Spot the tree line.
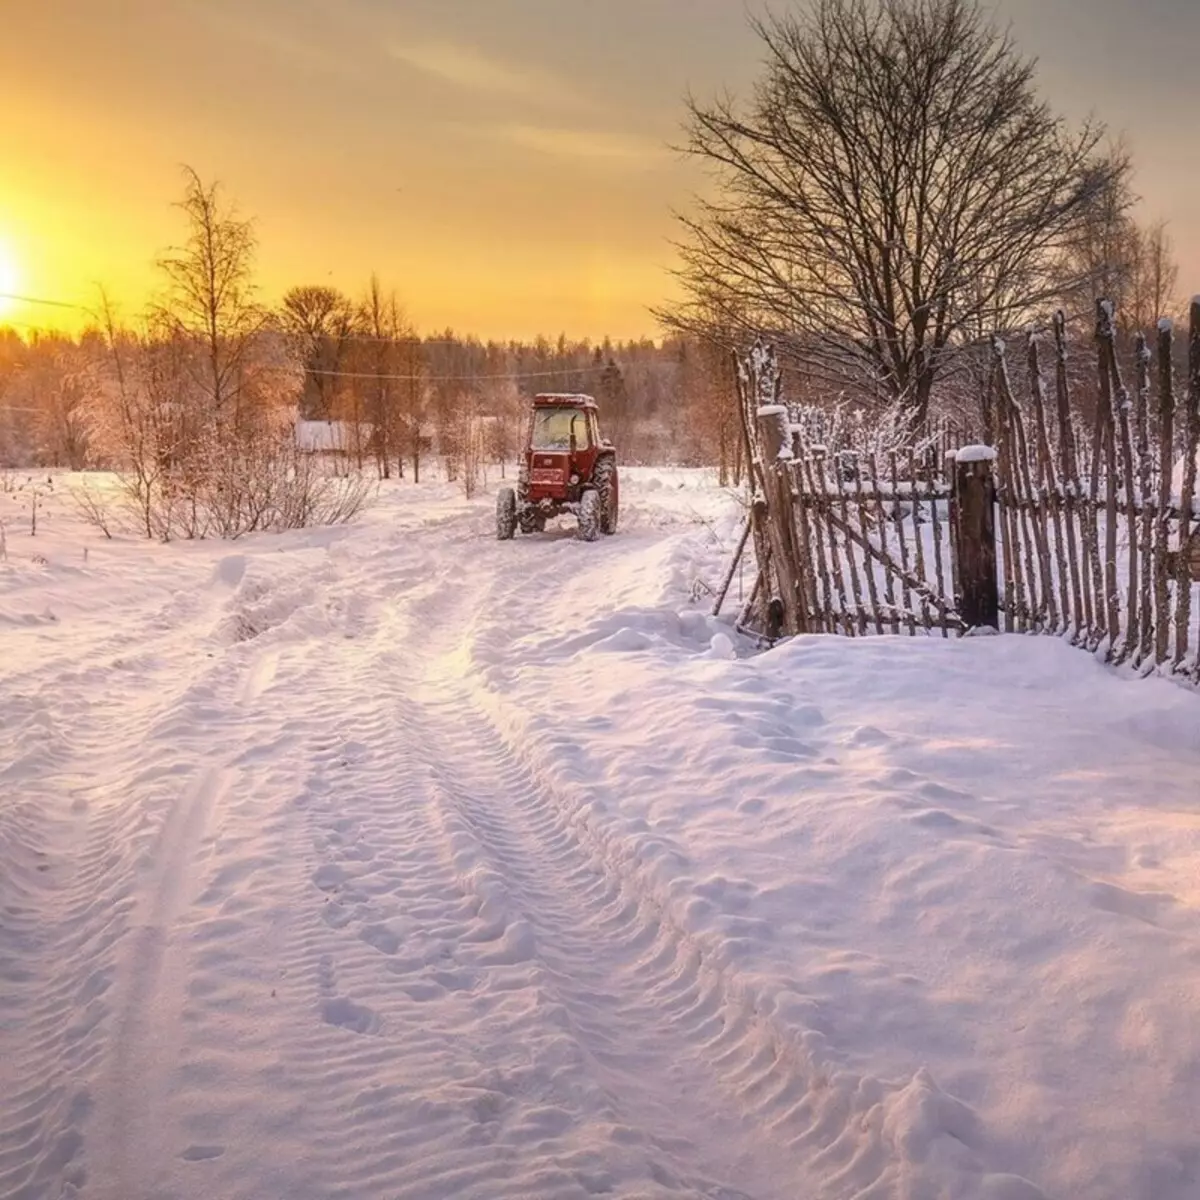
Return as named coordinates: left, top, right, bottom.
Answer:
left=0, top=168, right=737, bottom=519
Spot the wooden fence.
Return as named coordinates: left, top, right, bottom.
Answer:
left=717, top=300, right=1200, bottom=686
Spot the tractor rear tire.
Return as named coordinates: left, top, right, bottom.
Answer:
left=496, top=487, right=517, bottom=540
left=595, top=457, right=619, bottom=535
left=578, top=489, right=601, bottom=542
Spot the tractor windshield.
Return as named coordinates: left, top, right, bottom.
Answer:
left=531, top=407, right=590, bottom=451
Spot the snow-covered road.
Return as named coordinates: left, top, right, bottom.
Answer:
left=2, top=471, right=1199, bottom=1200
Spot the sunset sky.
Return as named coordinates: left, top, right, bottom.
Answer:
left=1, top=0, right=1196, bottom=341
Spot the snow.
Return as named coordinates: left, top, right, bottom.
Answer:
left=1172, top=449, right=1199, bottom=504
left=956, top=443, right=998, bottom=463
left=755, top=406, right=793, bottom=461
left=2, top=466, right=1199, bottom=1200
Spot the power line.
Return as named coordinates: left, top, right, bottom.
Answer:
left=0, top=290, right=655, bottom=349
left=0, top=292, right=87, bottom=311
left=303, top=332, right=638, bottom=348
left=301, top=362, right=614, bottom=383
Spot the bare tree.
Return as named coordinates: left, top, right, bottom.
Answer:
left=1067, top=199, right=1180, bottom=337
left=3, top=333, right=96, bottom=469
left=154, top=166, right=273, bottom=438
left=399, top=334, right=427, bottom=482
left=481, top=377, right=522, bottom=478
left=358, top=276, right=412, bottom=480
left=92, top=291, right=178, bottom=539
left=1138, top=222, right=1179, bottom=328
left=675, top=334, right=742, bottom=482
left=281, top=285, right=355, bottom=420
left=667, top=0, right=1124, bottom=424
left=76, top=178, right=368, bottom=541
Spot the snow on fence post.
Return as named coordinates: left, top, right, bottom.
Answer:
left=734, top=340, right=811, bottom=638
left=756, top=390, right=807, bottom=636
left=952, top=445, right=1000, bottom=631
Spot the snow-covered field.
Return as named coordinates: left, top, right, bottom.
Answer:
left=2, top=467, right=1198, bottom=1200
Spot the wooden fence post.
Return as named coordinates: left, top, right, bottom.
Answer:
left=756, top=402, right=806, bottom=635
left=952, top=448, right=1000, bottom=631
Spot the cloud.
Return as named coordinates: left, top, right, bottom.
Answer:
left=387, top=40, right=572, bottom=106
left=180, top=0, right=356, bottom=79
left=496, top=124, right=667, bottom=165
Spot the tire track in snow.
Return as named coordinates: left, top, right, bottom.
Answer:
left=75, top=553, right=431, bottom=1199
left=97, top=766, right=232, bottom=1198
left=0, top=706, right=233, bottom=1199
left=414, top=685, right=788, bottom=1200
left=441, top=523, right=1013, bottom=1199
left=63, top=552, right=479, bottom=1200
left=193, top=545, right=766, bottom=1200
left=232, top=521, right=801, bottom=1198
left=0, top=632, right=247, bottom=1199
left=0, top=547, right=363, bottom=1200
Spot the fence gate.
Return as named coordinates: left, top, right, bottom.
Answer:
left=724, top=341, right=969, bottom=640
left=787, top=442, right=963, bottom=637
left=721, top=305, right=1200, bottom=686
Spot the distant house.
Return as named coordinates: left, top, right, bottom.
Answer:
left=1173, top=450, right=1200, bottom=505
left=294, top=419, right=372, bottom=458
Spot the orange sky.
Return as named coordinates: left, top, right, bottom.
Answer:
left=2, top=0, right=1197, bottom=342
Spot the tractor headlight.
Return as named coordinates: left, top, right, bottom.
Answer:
left=570, top=473, right=580, bottom=485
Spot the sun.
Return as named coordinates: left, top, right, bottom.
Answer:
left=0, top=237, right=21, bottom=319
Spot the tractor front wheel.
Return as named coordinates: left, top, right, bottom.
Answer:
left=496, top=487, right=517, bottom=540
left=577, top=489, right=601, bottom=542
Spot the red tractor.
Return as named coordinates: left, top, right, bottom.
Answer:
left=496, top=394, right=619, bottom=542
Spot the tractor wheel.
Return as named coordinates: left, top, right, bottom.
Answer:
left=496, top=487, right=517, bottom=540
left=577, top=489, right=601, bottom=542
left=518, top=507, right=545, bottom=535
left=595, top=457, right=619, bottom=535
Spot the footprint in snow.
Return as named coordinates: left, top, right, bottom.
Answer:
left=181, top=1144, right=226, bottom=1162
left=359, top=923, right=401, bottom=955
left=311, top=863, right=347, bottom=892
left=322, top=996, right=382, bottom=1036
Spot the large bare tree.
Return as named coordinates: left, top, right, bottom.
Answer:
left=668, top=0, right=1124, bottom=424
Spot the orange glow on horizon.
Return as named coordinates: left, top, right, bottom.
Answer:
left=0, top=235, right=21, bottom=320
left=2, top=1, right=1198, bottom=343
